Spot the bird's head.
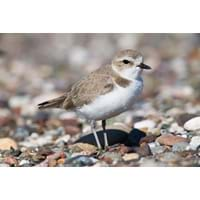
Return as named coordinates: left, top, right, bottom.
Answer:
left=112, top=49, right=151, bottom=80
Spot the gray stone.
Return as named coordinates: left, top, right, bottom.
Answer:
left=172, top=142, right=189, bottom=152
left=66, top=156, right=98, bottom=166
left=148, top=143, right=165, bottom=155
left=13, top=127, right=30, bottom=140
left=158, top=152, right=181, bottom=163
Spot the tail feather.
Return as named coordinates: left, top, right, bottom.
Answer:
left=38, top=95, right=66, bottom=109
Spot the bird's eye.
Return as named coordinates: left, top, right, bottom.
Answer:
left=122, top=60, right=130, bottom=64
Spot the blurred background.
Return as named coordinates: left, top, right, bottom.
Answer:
left=0, top=34, right=199, bottom=111
left=0, top=34, right=199, bottom=130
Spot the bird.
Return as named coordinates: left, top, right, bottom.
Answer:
left=38, top=49, right=151, bottom=149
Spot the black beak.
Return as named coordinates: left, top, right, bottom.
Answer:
left=138, top=63, right=151, bottom=70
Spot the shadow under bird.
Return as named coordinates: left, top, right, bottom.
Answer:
left=38, top=49, right=151, bottom=149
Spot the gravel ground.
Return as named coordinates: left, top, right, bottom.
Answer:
left=0, top=33, right=199, bottom=167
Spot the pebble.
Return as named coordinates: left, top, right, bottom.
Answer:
left=55, top=135, right=70, bottom=144
left=122, top=153, right=140, bottom=161
left=66, top=156, right=98, bottom=166
left=0, top=138, right=18, bottom=150
left=13, top=127, right=30, bottom=141
left=4, top=156, right=18, bottom=166
left=111, top=122, right=132, bottom=133
left=45, top=127, right=65, bottom=137
left=156, top=134, right=188, bottom=146
left=101, top=152, right=122, bottom=164
left=172, top=142, right=189, bottom=152
left=169, top=122, right=185, bottom=134
left=147, top=128, right=161, bottom=136
left=19, top=133, right=53, bottom=147
left=148, top=143, right=166, bottom=155
left=19, top=159, right=30, bottom=166
left=175, top=113, right=198, bottom=126
left=134, top=119, right=156, bottom=131
left=0, top=163, right=10, bottom=167
left=137, top=143, right=152, bottom=156
left=184, top=117, right=200, bottom=131
left=69, top=143, right=97, bottom=155
left=139, top=157, right=165, bottom=167
left=189, top=136, right=200, bottom=150
left=158, top=152, right=181, bottom=163
left=139, top=135, right=157, bottom=144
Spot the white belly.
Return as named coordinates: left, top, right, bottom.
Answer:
left=76, top=79, right=143, bottom=120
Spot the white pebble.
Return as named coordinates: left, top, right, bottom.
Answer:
left=184, top=117, right=200, bottom=131
left=134, top=120, right=156, bottom=130
left=189, top=136, right=200, bottom=150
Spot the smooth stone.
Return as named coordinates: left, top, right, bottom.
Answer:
left=0, top=138, right=18, bottom=150
left=139, top=135, right=157, bottom=144
left=189, top=136, right=200, bottom=150
left=169, top=123, right=185, bottom=134
left=55, top=135, right=70, bottom=144
left=139, top=157, right=165, bottom=167
left=65, top=155, right=97, bottom=166
left=184, top=117, right=200, bottom=131
left=134, top=119, right=156, bottom=130
left=158, top=152, right=181, bottom=163
left=147, top=128, right=161, bottom=136
left=19, top=159, right=30, bottom=166
left=175, top=113, right=198, bottom=126
left=19, top=134, right=53, bottom=147
left=122, top=153, right=140, bottom=161
left=156, top=134, right=188, bottom=146
left=102, top=152, right=122, bottom=163
left=148, top=143, right=166, bottom=155
left=172, top=142, right=189, bottom=152
left=69, top=143, right=97, bottom=155
left=111, top=123, right=132, bottom=133
left=134, top=143, right=151, bottom=156
left=3, top=156, right=18, bottom=166
left=76, top=129, right=128, bottom=147
left=124, top=128, right=146, bottom=147
left=13, top=127, right=30, bottom=140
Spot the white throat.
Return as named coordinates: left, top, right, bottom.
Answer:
left=113, top=65, right=143, bottom=81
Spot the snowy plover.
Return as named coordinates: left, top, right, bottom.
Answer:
left=38, top=49, right=151, bottom=149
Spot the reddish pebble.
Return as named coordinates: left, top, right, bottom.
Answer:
left=156, top=134, right=189, bottom=146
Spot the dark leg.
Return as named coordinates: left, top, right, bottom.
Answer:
left=102, top=120, right=108, bottom=148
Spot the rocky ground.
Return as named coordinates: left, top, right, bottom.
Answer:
left=0, top=96, right=200, bottom=167
left=0, top=34, right=199, bottom=167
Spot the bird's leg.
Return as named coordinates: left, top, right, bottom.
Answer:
left=91, top=120, right=102, bottom=149
left=102, top=120, right=109, bottom=148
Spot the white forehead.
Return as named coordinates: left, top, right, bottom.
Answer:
left=116, top=55, right=143, bottom=64
left=135, top=55, right=143, bottom=64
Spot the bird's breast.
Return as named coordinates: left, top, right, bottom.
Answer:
left=76, top=79, right=143, bottom=120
